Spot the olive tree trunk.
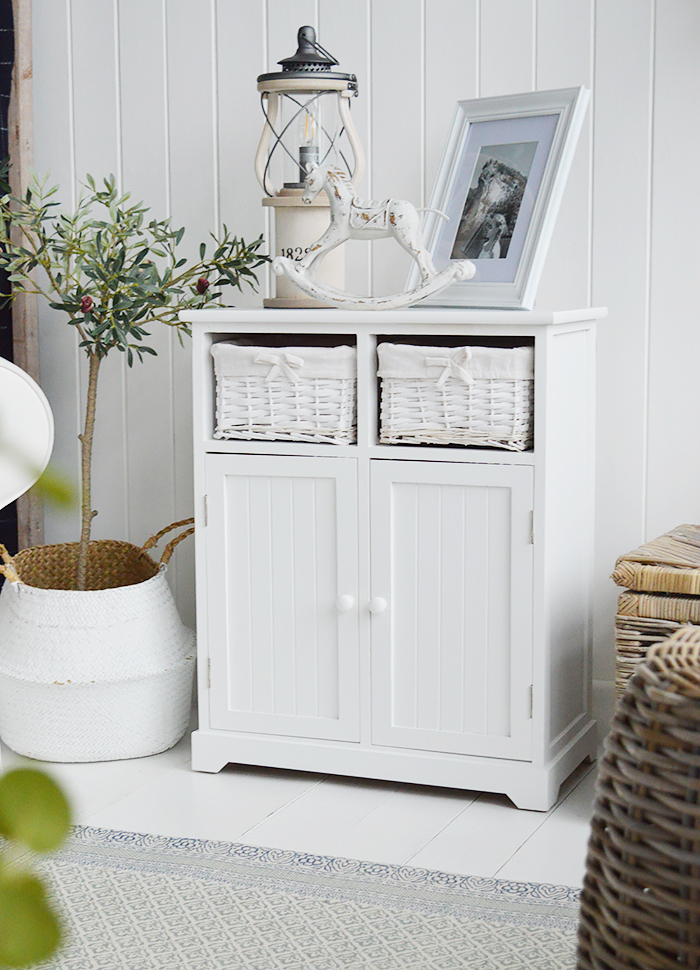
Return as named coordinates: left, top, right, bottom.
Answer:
left=76, top=351, right=100, bottom=589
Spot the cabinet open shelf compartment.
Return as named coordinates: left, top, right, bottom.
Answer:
left=210, top=333, right=358, bottom=445
left=376, top=334, right=535, bottom=452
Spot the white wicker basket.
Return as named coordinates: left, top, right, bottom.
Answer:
left=377, top=343, right=534, bottom=450
left=212, top=343, right=357, bottom=444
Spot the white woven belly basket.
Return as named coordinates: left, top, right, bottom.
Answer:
left=0, top=521, right=195, bottom=762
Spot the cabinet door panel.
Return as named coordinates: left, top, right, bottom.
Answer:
left=205, top=454, right=359, bottom=741
left=370, top=460, right=533, bottom=760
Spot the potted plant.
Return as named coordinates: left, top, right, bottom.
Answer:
left=0, top=171, right=268, bottom=762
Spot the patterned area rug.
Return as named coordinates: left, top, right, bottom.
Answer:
left=37, top=827, right=581, bottom=969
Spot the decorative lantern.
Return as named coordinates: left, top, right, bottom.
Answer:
left=256, top=26, right=365, bottom=307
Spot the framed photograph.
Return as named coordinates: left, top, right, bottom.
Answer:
left=409, top=86, right=590, bottom=309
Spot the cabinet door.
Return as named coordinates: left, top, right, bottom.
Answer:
left=370, top=460, right=534, bottom=761
left=205, top=454, right=359, bottom=741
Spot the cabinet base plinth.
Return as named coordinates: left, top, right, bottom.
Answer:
left=191, top=721, right=597, bottom=812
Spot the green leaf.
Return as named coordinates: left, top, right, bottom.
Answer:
left=0, top=873, right=62, bottom=968
left=0, top=769, right=71, bottom=853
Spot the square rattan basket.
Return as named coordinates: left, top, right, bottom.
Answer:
left=376, top=343, right=534, bottom=450
left=211, top=342, right=357, bottom=444
left=613, top=524, right=700, bottom=695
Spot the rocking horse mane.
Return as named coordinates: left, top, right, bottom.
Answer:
left=306, top=162, right=353, bottom=189
left=314, top=162, right=350, bottom=180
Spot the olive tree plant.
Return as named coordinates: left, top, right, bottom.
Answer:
left=0, top=173, right=268, bottom=588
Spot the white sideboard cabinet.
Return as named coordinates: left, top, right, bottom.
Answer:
left=185, top=306, right=606, bottom=811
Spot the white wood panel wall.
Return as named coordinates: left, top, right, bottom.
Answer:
left=30, top=1, right=700, bottom=702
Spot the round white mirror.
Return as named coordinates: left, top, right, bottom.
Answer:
left=0, top=356, right=54, bottom=511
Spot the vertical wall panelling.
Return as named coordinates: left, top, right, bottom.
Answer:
left=163, top=0, right=218, bottom=621
left=265, top=0, right=317, bottom=73
left=118, top=0, right=176, bottom=557
left=646, top=1, right=700, bottom=539
left=164, top=1, right=217, bottom=251
left=70, top=0, right=119, bottom=178
left=533, top=0, right=593, bottom=309
left=318, top=0, right=371, bottom=297
left=423, top=1, right=478, bottom=200
left=215, top=1, right=268, bottom=308
left=591, top=0, right=654, bottom=681
left=32, top=0, right=80, bottom=544
left=535, top=0, right=592, bottom=91
left=68, top=1, right=128, bottom=545
left=479, top=0, right=535, bottom=98
left=370, top=0, right=423, bottom=296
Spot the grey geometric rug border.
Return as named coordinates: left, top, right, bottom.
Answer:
left=48, top=826, right=581, bottom=929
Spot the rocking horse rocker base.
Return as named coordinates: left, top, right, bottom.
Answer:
left=274, top=162, right=476, bottom=310
left=272, top=256, right=475, bottom=310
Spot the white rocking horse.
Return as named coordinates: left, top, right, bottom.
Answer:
left=271, top=162, right=475, bottom=310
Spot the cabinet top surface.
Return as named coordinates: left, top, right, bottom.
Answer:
left=182, top=306, right=607, bottom=330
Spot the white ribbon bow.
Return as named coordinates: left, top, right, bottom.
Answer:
left=254, top=351, right=304, bottom=383
left=424, top=347, right=474, bottom=386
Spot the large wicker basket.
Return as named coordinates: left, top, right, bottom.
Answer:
left=615, top=613, right=686, bottom=694
left=211, top=342, right=357, bottom=444
left=377, top=342, right=534, bottom=450
left=613, top=524, right=700, bottom=696
left=577, top=626, right=700, bottom=969
left=0, top=519, right=195, bottom=762
left=611, top=523, right=700, bottom=594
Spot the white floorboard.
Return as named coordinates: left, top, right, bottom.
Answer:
left=328, top=785, right=479, bottom=867
left=84, top=763, right=324, bottom=844
left=494, top=766, right=598, bottom=886
left=0, top=729, right=598, bottom=888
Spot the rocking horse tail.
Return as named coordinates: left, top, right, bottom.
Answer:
left=416, top=207, right=450, bottom=222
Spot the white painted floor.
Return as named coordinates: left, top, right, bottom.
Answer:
left=0, top=720, right=601, bottom=890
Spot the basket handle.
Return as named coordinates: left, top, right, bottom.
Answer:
left=140, top=517, right=195, bottom=566
left=0, top=544, right=20, bottom=583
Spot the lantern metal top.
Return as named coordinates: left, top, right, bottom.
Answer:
left=258, top=26, right=357, bottom=90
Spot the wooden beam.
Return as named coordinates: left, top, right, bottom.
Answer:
left=8, top=0, right=43, bottom=548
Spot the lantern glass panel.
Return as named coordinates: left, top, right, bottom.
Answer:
left=261, top=90, right=350, bottom=193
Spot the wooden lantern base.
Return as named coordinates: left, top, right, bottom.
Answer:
left=263, top=191, right=344, bottom=308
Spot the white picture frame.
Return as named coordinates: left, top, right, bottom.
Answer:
left=409, top=86, right=590, bottom=309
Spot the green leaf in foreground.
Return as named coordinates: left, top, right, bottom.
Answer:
left=0, top=872, right=62, bottom=967
left=0, top=769, right=71, bottom=852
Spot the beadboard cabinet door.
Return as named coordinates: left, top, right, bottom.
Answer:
left=204, top=454, right=360, bottom=742
left=370, top=460, right=534, bottom=761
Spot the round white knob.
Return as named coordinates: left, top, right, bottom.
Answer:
left=368, top=597, right=387, bottom=614
left=336, top=594, right=355, bottom=613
